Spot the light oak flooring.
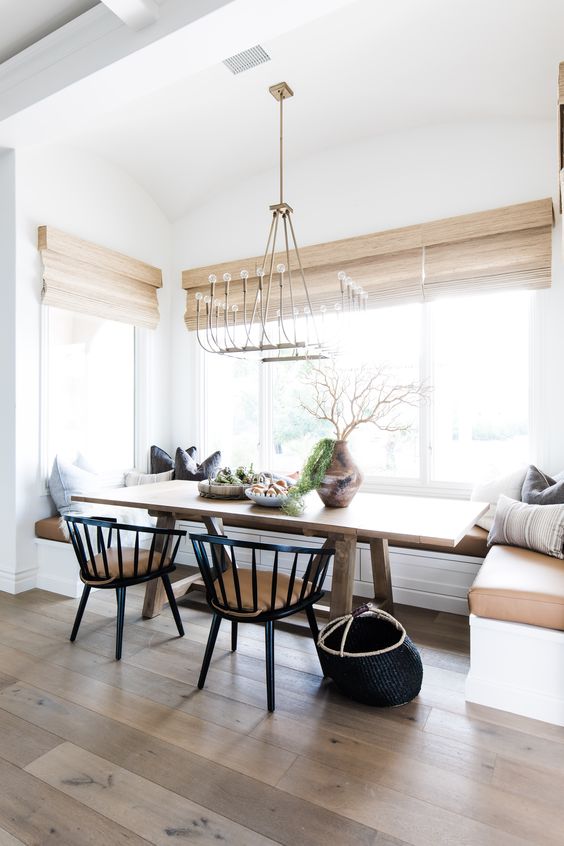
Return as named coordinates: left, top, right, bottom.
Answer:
left=0, top=587, right=562, bottom=846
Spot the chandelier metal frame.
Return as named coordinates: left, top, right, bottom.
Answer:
left=194, top=82, right=330, bottom=363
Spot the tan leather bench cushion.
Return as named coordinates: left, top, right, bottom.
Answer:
left=468, top=544, right=564, bottom=630
left=35, top=517, right=68, bottom=543
left=213, top=568, right=312, bottom=617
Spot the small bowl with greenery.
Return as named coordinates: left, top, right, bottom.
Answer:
left=198, top=465, right=257, bottom=499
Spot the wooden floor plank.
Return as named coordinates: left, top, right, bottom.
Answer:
left=0, top=708, right=62, bottom=768
left=276, top=756, right=536, bottom=846
left=424, top=707, right=564, bottom=774
left=0, top=827, right=25, bottom=846
left=251, top=712, right=564, bottom=845
left=26, top=742, right=280, bottom=846
left=0, top=757, right=152, bottom=846
left=0, top=682, right=378, bottom=846
left=0, top=659, right=296, bottom=787
left=492, top=755, right=564, bottom=809
left=1, top=588, right=563, bottom=846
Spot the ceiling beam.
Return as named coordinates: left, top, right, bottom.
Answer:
left=100, top=0, right=160, bottom=30
left=0, top=0, right=359, bottom=148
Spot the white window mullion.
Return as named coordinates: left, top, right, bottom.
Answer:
left=259, top=362, right=273, bottom=472
left=420, top=301, right=433, bottom=486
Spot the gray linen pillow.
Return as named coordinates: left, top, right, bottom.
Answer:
left=522, top=465, right=564, bottom=505
left=150, top=445, right=197, bottom=475
left=175, top=447, right=221, bottom=481
left=488, top=494, right=564, bottom=559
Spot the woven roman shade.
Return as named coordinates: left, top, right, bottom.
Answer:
left=182, top=226, right=424, bottom=330
left=39, top=226, right=163, bottom=329
left=422, top=199, right=553, bottom=299
left=181, top=198, right=553, bottom=329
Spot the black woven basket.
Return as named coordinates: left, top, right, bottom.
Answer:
left=317, top=604, right=423, bottom=706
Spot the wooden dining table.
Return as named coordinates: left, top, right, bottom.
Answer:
left=73, top=481, right=488, bottom=621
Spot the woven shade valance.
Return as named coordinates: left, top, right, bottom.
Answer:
left=181, top=198, right=552, bottom=330
left=39, top=226, right=163, bottom=329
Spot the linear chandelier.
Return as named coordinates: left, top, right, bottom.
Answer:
left=193, top=82, right=347, bottom=363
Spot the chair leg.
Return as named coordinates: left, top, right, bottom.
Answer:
left=161, top=573, right=185, bottom=637
left=231, top=621, right=238, bottom=652
left=198, top=613, right=222, bottom=690
left=305, top=605, right=320, bottom=643
left=70, top=585, right=91, bottom=642
left=115, top=587, right=126, bottom=661
left=265, top=620, right=275, bottom=712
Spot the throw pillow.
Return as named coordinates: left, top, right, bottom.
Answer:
left=124, top=469, right=174, bottom=487
left=175, top=447, right=222, bottom=481
left=488, top=495, right=564, bottom=559
left=522, top=465, right=564, bottom=505
left=470, top=466, right=528, bottom=532
left=150, top=445, right=197, bottom=475
left=49, top=456, right=101, bottom=516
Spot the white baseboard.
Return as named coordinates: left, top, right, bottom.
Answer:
left=466, top=614, right=564, bottom=726
left=0, top=565, right=38, bottom=594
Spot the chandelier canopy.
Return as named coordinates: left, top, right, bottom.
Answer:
left=193, top=82, right=367, bottom=362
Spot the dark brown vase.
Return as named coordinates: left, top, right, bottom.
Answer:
left=317, top=440, right=363, bottom=508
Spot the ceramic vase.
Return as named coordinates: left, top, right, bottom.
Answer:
left=317, top=440, right=363, bottom=507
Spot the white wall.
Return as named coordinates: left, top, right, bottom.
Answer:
left=171, top=118, right=563, bottom=471
left=0, top=149, right=17, bottom=592
left=11, top=144, right=173, bottom=591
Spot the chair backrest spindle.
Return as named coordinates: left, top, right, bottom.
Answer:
left=190, top=533, right=334, bottom=619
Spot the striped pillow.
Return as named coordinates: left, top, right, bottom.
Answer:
left=488, top=495, right=564, bottom=559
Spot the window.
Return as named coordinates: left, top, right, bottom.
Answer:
left=205, top=353, right=260, bottom=469
left=45, top=308, right=135, bottom=471
left=429, top=292, right=530, bottom=483
left=201, top=290, right=531, bottom=489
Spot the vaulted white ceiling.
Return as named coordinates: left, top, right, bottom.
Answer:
left=64, top=0, right=564, bottom=220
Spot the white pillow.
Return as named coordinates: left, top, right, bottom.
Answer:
left=470, top=466, right=528, bottom=531
left=124, top=469, right=174, bottom=487
left=49, top=455, right=125, bottom=516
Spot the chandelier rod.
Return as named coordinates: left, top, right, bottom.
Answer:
left=279, top=93, right=284, bottom=205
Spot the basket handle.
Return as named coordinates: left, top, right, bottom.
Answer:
left=318, top=602, right=405, bottom=657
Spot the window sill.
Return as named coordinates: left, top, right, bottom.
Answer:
left=360, top=477, right=472, bottom=500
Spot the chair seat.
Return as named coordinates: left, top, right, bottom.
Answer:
left=212, top=567, right=312, bottom=617
left=82, top=547, right=168, bottom=585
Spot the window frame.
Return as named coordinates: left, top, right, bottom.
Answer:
left=197, top=293, right=539, bottom=498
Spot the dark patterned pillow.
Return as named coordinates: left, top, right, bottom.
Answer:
left=521, top=465, right=564, bottom=505
left=150, top=445, right=197, bottom=475
left=175, top=447, right=222, bottom=481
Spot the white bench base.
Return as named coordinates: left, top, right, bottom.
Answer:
left=35, top=538, right=83, bottom=598
left=466, top=613, right=564, bottom=727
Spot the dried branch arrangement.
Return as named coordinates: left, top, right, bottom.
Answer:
left=301, top=359, right=429, bottom=441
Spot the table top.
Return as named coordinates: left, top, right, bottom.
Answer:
left=73, top=481, right=488, bottom=547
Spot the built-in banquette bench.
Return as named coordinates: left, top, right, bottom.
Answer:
left=35, top=516, right=488, bottom=611
left=466, top=544, right=564, bottom=726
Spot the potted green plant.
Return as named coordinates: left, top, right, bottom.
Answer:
left=284, top=360, right=428, bottom=515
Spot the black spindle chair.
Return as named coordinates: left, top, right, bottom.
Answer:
left=65, top=515, right=187, bottom=660
left=190, top=533, right=334, bottom=711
